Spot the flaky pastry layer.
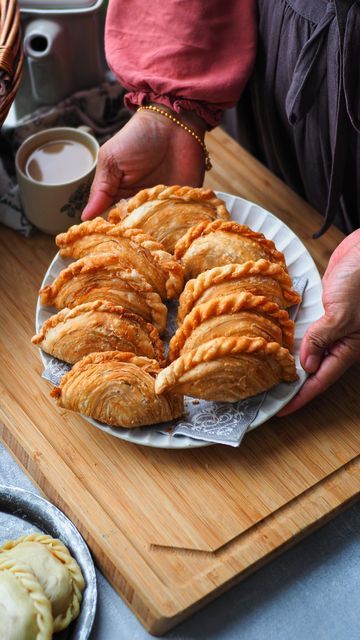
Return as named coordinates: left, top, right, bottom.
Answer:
left=174, top=220, right=286, bottom=280
left=169, top=292, right=294, bottom=360
left=156, top=336, right=297, bottom=402
left=32, top=301, right=166, bottom=366
left=51, top=351, right=184, bottom=428
left=178, top=260, right=301, bottom=322
left=39, top=254, right=167, bottom=334
left=56, top=218, right=184, bottom=299
left=108, top=185, right=230, bottom=253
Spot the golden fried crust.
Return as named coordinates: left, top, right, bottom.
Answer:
left=56, top=218, right=113, bottom=248
left=51, top=351, right=184, bottom=428
left=118, top=227, right=166, bottom=252
left=32, top=301, right=166, bottom=366
left=178, top=260, right=301, bottom=322
left=107, top=185, right=230, bottom=253
left=39, top=254, right=167, bottom=334
left=169, top=292, right=294, bottom=360
left=56, top=219, right=184, bottom=300
left=108, top=185, right=229, bottom=219
left=0, top=555, right=53, bottom=640
left=0, top=533, right=85, bottom=633
left=174, top=219, right=286, bottom=263
left=156, top=336, right=297, bottom=402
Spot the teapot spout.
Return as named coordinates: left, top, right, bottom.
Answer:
left=23, top=19, right=72, bottom=103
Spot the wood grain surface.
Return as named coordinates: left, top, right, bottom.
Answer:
left=0, top=127, right=359, bottom=635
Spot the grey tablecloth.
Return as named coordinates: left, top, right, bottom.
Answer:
left=0, top=443, right=359, bottom=639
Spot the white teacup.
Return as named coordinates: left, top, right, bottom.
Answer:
left=15, top=126, right=99, bottom=235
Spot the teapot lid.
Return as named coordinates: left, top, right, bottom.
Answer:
left=19, top=0, right=103, bottom=12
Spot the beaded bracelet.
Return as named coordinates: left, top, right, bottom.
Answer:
left=137, top=105, right=212, bottom=171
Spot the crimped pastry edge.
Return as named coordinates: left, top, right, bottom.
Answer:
left=56, top=217, right=114, bottom=250
left=178, top=260, right=301, bottom=322
left=56, top=221, right=184, bottom=300
left=0, top=553, right=53, bottom=639
left=32, top=300, right=166, bottom=366
left=169, top=292, right=294, bottom=360
left=0, top=533, right=85, bottom=633
left=108, top=184, right=230, bottom=221
left=174, top=219, right=285, bottom=265
left=156, top=336, right=297, bottom=395
left=40, top=254, right=152, bottom=305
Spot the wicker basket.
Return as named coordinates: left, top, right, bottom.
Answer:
left=0, top=0, right=23, bottom=126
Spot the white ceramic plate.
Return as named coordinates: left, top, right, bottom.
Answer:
left=35, top=192, right=323, bottom=449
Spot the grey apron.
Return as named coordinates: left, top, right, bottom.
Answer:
left=232, top=0, right=360, bottom=236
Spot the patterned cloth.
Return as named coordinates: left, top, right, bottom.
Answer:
left=0, top=80, right=130, bottom=236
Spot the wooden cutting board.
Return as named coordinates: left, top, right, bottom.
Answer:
left=0, top=128, right=359, bottom=635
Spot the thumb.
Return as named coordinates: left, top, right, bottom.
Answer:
left=81, top=152, right=124, bottom=221
left=300, top=314, right=341, bottom=373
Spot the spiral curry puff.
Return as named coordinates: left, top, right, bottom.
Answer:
left=0, top=533, right=85, bottom=640
left=33, top=185, right=300, bottom=426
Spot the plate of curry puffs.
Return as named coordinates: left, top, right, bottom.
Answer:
left=33, top=186, right=323, bottom=448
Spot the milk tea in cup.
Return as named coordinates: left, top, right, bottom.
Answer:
left=15, top=127, right=99, bottom=234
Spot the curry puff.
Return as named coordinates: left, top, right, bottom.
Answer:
left=169, top=292, right=295, bottom=361
left=39, top=254, right=167, bottom=334
left=32, top=301, right=166, bottom=366
left=56, top=217, right=184, bottom=300
left=156, top=336, right=297, bottom=402
left=174, top=220, right=286, bottom=280
left=107, top=184, right=230, bottom=253
left=0, top=555, right=53, bottom=640
left=51, top=351, right=184, bottom=428
left=0, top=533, right=85, bottom=633
left=178, top=260, right=301, bottom=323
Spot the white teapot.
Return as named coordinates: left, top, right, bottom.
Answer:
left=13, top=0, right=108, bottom=119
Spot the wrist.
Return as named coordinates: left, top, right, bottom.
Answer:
left=147, top=101, right=207, bottom=140
left=137, top=103, right=212, bottom=171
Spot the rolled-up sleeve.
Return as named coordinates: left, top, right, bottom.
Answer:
left=105, top=0, right=257, bottom=128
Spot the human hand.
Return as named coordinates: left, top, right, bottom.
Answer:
left=81, top=108, right=206, bottom=220
left=279, top=229, right=360, bottom=416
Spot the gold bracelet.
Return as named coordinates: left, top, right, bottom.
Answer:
left=137, top=104, right=212, bottom=171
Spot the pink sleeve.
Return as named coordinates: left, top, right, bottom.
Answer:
left=105, top=0, right=257, bottom=128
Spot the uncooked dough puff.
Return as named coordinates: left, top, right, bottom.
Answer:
left=0, top=553, right=53, bottom=640
left=0, top=533, right=85, bottom=633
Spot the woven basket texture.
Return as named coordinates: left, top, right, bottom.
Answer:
left=0, top=0, right=23, bottom=126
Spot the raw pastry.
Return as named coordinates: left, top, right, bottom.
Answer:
left=169, top=292, right=294, bottom=361
left=0, top=554, right=53, bottom=640
left=56, top=218, right=184, bottom=300
left=178, top=260, right=301, bottom=323
left=108, top=185, right=230, bottom=253
left=156, top=336, right=297, bottom=402
left=174, top=220, right=286, bottom=280
left=51, top=351, right=184, bottom=428
left=0, top=533, right=85, bottom=633
left=39, top=254, right=167, bottom=334
left=32, top=301, right=166, bottom=366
